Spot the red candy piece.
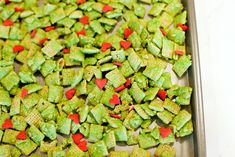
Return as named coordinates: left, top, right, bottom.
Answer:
left=102, top=5, right=113, bottom=13
left=30, top=29, right=37, bottom=38
left=13, top=45, right=24, bottom=53
left=3, top=19, right=13, bottom=26
left=5, top=0, right=10, bottom=4
left=129, top=105, right=134, bottom=112
left=21, top=88, right=28, bottom=99
left=115, top=85, right=125, bottom=92
left=112, top=61, right=122, bottom=67
left=2, top=119, right=12, bottom=129
left=157, top=89, right=167, bottom=101
left=65, top=88, right=76, bottom=100
left=16, top=131, right=27, bottom=140
left=110, top=114, right=121, bottom=119
left=124, top=28, right=133, bottom=39
left=80, top=16, right=89, bottom=25
left=177, top=23, right=189, bottom=31
left=14, top=7, right=24, bottom=12
left=69, top=114, right=80, bottom=124
left=175, top=50, right=184, bottom=56
left=125, top=78, right=132, bottom=88
left=120, top=41, right=132, bottom=50
left=95, top=78, right=107, bottom=90
left=77, top=29, right=86, bottom=36
left=101, top=42, right=112, bottom=52
left=77, top=140, right=88, bottom=152
left=159, top=127, right=172, bottom=138
left=39, top=38, right=48, bottom=45
left=63, top=48, right=70, bottom=54
left=72, top=133, right=84, bottom=145
left=45, top=26, right=55, bottom=32
left=77, top=0, right=86, bottom=4
left=109, top=94, right=120, bottom=105
left=160, top=28, right=167, bottom=36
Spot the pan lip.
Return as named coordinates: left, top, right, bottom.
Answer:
left=184, top=0, right=207, bottom=156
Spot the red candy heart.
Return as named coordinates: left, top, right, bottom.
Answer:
left=13, top=45, right=24, bottom=53
left=160, top=28, right=167, bottom=36
left=159, top=127, right=172, bottom=138
left=2, top=119, right=12, bottom=129
left=112, top=61, right=122, bottom=67
left=124, top=28, right=133, bottom=39
left=101, top=42, right=112, bottom=52
left=14, top=7, right=24, bottom=12
left=175, top=50, right=184, bottom=56
left=77, top=29, right=86, bottom=36
left=77, top=0, right=86, bottom=4
left=177, top=23, right=189, bottom=31
left=80, top=16, right=89, bottom=25
left=69, top=114, right=80, bottom=124
left=109, top=94, right=120, bottom=105
left=120, top=41, right=132, bottom=50
left=77, top=140, right=88, bottom=152
left=63, top=48, right=70, bottom=54
left=102, top=5, right=113, bottom=13
left=21, top=88, right=28, bottom=99
left=115, top=85, right=125, bottom=92
left=30, top=29, right=37, bottom=38
left=110, top=114, right=121, bottom=119
left=45, top=26, right=55, bottom=32
left=125, top=78, right=132, bottom=88
left=157, top=89, right=167, bottom=101
left=65, top=88, right=76, bottom=100
left=16, top=131, right=27, bottom=140
left=5, top=0, right=10, bottom=4
left=39, top=38, right=48, bottom=45
left=95, top=78, right=107, bottom=90
left=72, top=133, right=84, bottom=145
left=3, top=19, right=13, bottom=26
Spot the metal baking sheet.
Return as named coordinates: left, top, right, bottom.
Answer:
left=17, top=0, right=206, bottom=156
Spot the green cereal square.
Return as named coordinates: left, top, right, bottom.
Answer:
left=25, top=109, right=42, bottom=127
left=159, top=12, right=174, bottom=28
left=103, top=131, right=116, bottom=149
left=88, top=140, right=108, bottom=157
left=110, top=151, right=129, bottom=157
left=45, top=72, right=61, bottom=86
left=162, top=38, right=174, bottom=59
left=1, top=71, right=19, bottom=91
left=62, top=68, right=75, bottom=86
left=163, top=98, right=181, bottom=115
left=171, top=110, right=191, bottom=131
left=48, top=85, right=64, bottom=103
left=138, top=133, right=158, bottom=149
left=157, top=110, right=174, bottom=124
left=129, top=82, right=145, bottom=104
left=114, top=125, right=128, bottom=142
left=22, top=93, right=41, bottom=109
left=12, top=116, right=27, bottom=131
left=0, top=89, right=11, bottom=106
left=130, top=147, right=150, bottom=157
left=66, top=144, right=84, bottom=157
left=39, top=122, right=57, bottom=140
left=27, top=52, right=46, bottom=72
left=0, top=145, right=11, bottom=157
left=15, top=139, right=37, bottom=156
left=50, top=7, right=66, bottom=24
left=105, top=69, right=126, bottom=88
left=57, top=117, right=71, bottom=135
left=120, top=60, right=135, bottom=77
left=2, top=129, right=19, bottom=144
left=149, top=99, right=164, bottom=112
left=127, top=50, right=142, bottom=72
left=173, top=55, right=192, bottom=77
left=0, top=26, right=10, bottom=39
left=143, top=65, right=164, bottom=82
left=42, top=40, right=63, bottom=58
left=28, top=125, right=45, bottom=145
left=88, top=124, right=104, bottom=142
left=111, top=50, right=126, bottom=63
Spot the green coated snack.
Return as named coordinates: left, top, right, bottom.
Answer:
left=0, top=0, right=193, bottom=156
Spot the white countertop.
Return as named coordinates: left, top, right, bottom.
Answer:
left=195, top=0, right=235, bottom=156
